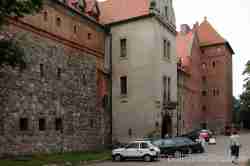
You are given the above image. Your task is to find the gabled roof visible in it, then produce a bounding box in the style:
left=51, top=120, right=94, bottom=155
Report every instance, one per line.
left=197, top=17, right=234, bottom=54
left=99, top=0, right=150, bottom=25
left=197, top=18, right=225, bottom=46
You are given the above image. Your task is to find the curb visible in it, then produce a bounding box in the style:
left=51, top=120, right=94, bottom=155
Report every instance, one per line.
left=80, top=159, right=110, bottom=165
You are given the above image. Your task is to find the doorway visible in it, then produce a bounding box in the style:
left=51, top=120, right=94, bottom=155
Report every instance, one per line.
left=161, top=114, right=172, bottom=138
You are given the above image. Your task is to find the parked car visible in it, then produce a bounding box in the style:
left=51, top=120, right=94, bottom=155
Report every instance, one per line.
left=174, top=137, right=204, bottom=153
left=181, top=129, right=213, bottom=142
left=112, top=140, right=160, bottom=162
left=151, top=137, right=203, bottom=158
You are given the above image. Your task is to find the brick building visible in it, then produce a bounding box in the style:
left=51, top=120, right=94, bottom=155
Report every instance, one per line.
left=0, top=0, right=111, bottom=156
left=177, top=18, right=234, bottom=134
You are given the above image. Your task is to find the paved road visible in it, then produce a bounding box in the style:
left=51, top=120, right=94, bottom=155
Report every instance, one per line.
left=89, top=132, right=250, bottom=166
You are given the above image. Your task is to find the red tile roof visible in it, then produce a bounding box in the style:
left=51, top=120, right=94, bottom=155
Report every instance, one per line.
left=176, top=31, right=193, bottom=72
left=99, top=0, right=150, bottom=24
left=197, top=18, right=226, bottom=46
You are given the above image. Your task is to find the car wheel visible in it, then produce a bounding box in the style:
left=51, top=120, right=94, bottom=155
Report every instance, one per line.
left=187, top=148, right=192, bottom=154
left=143, top=155, right=152, bottom=162
left=174, top=151, right=182, bottom=158
left=113, top=154, right=122, bottom=162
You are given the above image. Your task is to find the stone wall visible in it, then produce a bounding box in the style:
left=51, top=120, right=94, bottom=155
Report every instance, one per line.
left=0, top=26, right=104, bottom=156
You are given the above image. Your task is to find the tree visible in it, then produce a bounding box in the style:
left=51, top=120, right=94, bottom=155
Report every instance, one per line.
left=0, top=0, right=43, bottom=68
left=239, top=60, right=250, bottom=128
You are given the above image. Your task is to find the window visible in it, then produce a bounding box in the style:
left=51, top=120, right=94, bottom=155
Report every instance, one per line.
left=73, top=25, right=77, bottom=34
left=126, top=143, right=139, bottom=149
left=202, top=76, right=207, bottom=84
left=163, top=76, right=167, bottom=103
left=165, top=6, right=168, bottom=18
left=216, top=89, right=220, bottom=96
left=141, top=143, right=149, bottom=149
left=90, top=119, right=94, bottom=128
left=213, top=89, right=216, bottom=96
left=20, top=118, right=28, bottom=131
left=102, top=95, right=108, bottom=108
left=167, top=77, right=171, bottom=101
left=43, top=11, right=48, bottom=21
left=212, top=61, right=216, bottom=68
left=55, top=118, right=63, bottom=132
left=163, top=39, right=167, bottom=58
left=120, top=76, right=127, bottom=95
left=120, top=38, right=127, bottom=57
left=40, top=64, right=44, bottom=77
left=56, top=17, right=61, bottom=27
left=88, top=33, right=92, bottom=40
left=167, top=41, right=171, bottom=60
left=202, top=105, right=206, bottom=111
left=82, top=73, right=87, bottom=85
left=202, top=63, right=207, bottom=70
left=39, top=118, right=46, bottom=131
left=128, top=128, right=132, bottom=137
left=202, top=90, right=207, bottom=96
left=57, top=67, right=61, bottom=80
left=155, top=121, right=159, bottom=128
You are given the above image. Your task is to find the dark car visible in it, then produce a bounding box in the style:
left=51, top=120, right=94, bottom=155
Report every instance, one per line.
left=174, top=137, right=204, bottom=153
left=151, top=137, right=203, bottom=158
left=181, top=129, right=213, bottom=142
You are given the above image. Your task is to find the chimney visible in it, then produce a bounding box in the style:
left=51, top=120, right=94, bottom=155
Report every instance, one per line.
left=192, top=21, right=199, bottom=31
left=180, top=24, right=191, bottom=34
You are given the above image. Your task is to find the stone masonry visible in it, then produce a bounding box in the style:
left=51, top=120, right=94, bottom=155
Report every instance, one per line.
left=0, top=26, right=103, bottom=156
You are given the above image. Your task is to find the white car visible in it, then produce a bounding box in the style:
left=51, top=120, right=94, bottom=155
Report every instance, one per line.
left=112, top=140, right=160, bottom=162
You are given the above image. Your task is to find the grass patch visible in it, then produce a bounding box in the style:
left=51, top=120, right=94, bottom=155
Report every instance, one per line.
left=0, top=150, right=111, bottom=166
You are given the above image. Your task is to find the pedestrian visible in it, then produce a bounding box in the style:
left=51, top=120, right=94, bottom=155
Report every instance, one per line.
left=229, top=129, right=241, bottom=164
left=199, top=132, right=207, bottom=152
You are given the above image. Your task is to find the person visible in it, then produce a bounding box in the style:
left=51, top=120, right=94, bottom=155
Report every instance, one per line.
left=229, top=130, right=241, bottom=164
left=199, top=132, right=207, bottom=152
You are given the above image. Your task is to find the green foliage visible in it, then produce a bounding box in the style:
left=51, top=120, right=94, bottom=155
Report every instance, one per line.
left=0, top=0, right=43, bottom=69
left=0, top=0, right=43, bottom=26
left=0, top=35, right=26, bottom=68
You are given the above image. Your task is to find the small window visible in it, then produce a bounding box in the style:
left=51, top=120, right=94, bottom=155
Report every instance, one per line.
left=57, top=67, right=61, bottom=80
left=20, top=118, right=28, bottom=131
left=90, top=119, right=94, bottom=128
left=120, top=38, right=127, bottom=57
left=128, top=128, right=132, bottom=137
left=88, top=33, right=92, bottom=40
left=40, top=64, right=44, bottom=77
left=216, top=89, right=220, bottom=96
left=141, top=143, right=149, bottom=149
left=202, top=63, right=207, bottom=70
left=56, top=17, right=61, bottom=27
left=73, top=25, right=77, bottom=34
left=202, top=76, right=207, bottom=84
left=202, top=90, right=207, bottom=96
left=155, top=121, right=159, bottom=128
left=167, top=41, right=171, bottom=60
left=82, top=73, right=87, bottom=85
left=213, top=89, right=216, bottom=96
left=43, top=11, right=48, bottom=21
left=39, top=118, right=46, bottom=131
left=102, top=95, right=108, bottom=108
left=163, top=39, right=167, bottom=58
left=212, top=61, right=216, bottom=68
left=202, top=105, right=206, bottom=111
left=120, top=76, right=127, bottom=95
left=55, top=118, right=63, bottom=132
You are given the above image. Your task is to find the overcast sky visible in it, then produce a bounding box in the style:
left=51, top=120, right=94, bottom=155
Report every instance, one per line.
left=98, top=0, right=249, bottom=98
left=174, top=0, right=250, bottom=98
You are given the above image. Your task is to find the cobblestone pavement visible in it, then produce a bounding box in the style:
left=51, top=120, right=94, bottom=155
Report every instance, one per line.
left=88, top=132, right=250, bottom=166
